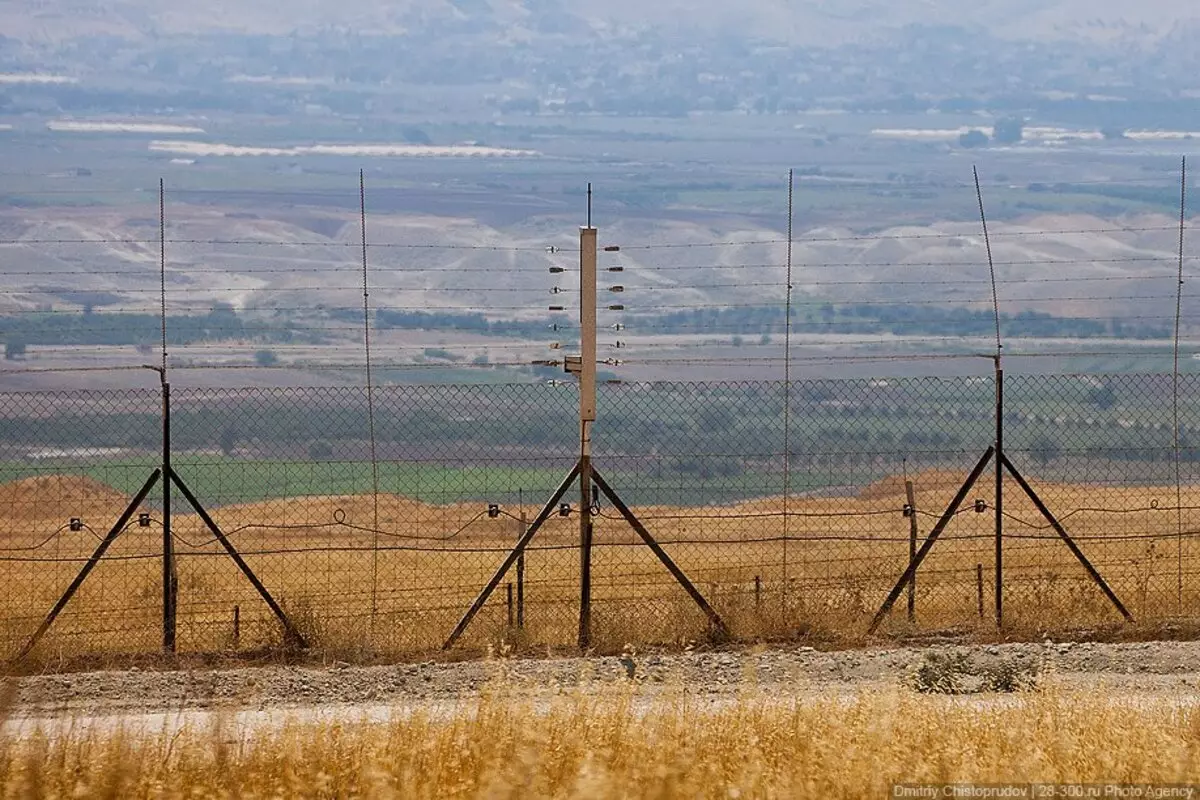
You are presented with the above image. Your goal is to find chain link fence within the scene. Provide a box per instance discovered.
[1,372,1197,664]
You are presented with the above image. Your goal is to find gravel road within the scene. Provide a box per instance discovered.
[7,638,1200,722]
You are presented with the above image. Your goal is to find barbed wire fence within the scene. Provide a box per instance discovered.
[0,169,1196,665]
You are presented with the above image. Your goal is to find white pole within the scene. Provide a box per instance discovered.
[580,226,598,430]
[578,223,597,648]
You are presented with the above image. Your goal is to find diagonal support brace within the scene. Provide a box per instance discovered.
[15,469,162,662]
[170,470,308,648]
[444,462,581,649]
[869,447,995,634]
[591,469,730,639]
[1000,453,1133,622]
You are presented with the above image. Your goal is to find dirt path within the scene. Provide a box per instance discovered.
[6,639,1200,722]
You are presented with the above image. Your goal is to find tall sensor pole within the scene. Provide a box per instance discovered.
[577,197,598,649]
[445,187,729,653]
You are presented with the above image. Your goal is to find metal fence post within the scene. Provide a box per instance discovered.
[905,479,918,623]
[977,564,984,620]
[162,379,177,653]
[517,506,526,629]
[507,583,514,629]
[994,362,1004,629]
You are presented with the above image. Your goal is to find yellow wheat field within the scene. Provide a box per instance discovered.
[3,682,1200,798]
[2,468,1198,664]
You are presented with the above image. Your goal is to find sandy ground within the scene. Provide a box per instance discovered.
[6,639,1200,736]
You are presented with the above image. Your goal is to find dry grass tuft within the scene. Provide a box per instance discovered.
[3,682,1200,798]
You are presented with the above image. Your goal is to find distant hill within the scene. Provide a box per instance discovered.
[0,204,1188,326]
[2,0,1197,45]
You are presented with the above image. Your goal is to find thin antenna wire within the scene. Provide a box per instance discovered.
[159,178,167,376]
[587,183,593,228]
[1175,155,1187,610]
[976,166,1005,628]
[974,166,1002,359]
[360,169,382,625]
[782,169,794,605]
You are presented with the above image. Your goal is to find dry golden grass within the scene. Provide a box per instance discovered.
[3,682,1200,798]
[3,469,1200,663]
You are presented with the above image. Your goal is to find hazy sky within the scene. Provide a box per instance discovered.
[2,0,1198,45]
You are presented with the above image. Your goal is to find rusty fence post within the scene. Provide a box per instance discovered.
[905,479,918,623]
[506,583,514,629]
[517,507,526,629]
[976,564,984,620]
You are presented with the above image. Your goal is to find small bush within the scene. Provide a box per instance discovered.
[981,659,1039,693]
[910,651,1039,694]
[911,651,970,694]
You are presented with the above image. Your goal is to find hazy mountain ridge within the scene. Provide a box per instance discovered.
[2,0,1197,46]
[0,206,1187,326]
